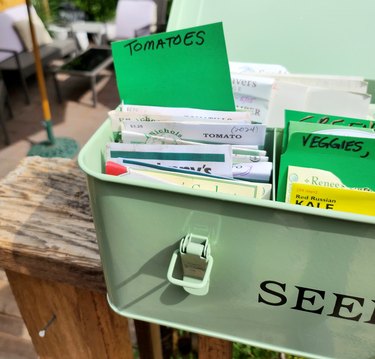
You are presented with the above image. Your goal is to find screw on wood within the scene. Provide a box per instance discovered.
[38,314,56,337]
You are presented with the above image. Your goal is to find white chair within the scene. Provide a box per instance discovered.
[69,21,108,50]
[0,4,77,103]
[106,0,158,41]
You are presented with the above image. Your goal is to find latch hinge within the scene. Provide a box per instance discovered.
[167,233,213,296]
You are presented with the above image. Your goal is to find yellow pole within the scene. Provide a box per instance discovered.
[25,0,55,143]
[0,0,26,12]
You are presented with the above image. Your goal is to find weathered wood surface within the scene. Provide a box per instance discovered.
[0,156,104,291]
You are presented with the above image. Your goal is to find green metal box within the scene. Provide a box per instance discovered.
[79,119,375,359]
[167,0,375,85]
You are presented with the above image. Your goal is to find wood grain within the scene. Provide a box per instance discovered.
[6,270,134,359]
[133,320,163,359]
[198,335,232,359]
[0,157,104,291]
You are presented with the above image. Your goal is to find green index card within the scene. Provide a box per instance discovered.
[111,22,235,111]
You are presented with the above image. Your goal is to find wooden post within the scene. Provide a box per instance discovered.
[198,335,232,359]
[6,270,134,359]
[134,320,163,359]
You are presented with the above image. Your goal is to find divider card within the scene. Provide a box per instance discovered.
[111,23,235,111]
[276,133,375,202]
[282,109,375,151]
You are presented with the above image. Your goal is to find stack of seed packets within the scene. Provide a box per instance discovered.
[105,104,273,200]
[277,110,375,215]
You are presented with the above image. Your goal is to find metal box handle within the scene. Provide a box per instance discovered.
[167,234,213,296]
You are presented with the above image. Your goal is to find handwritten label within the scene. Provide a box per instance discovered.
[111,22,235,111]
[124,31,206,56]
[231,125,260,134]
[286,109,374,128]
[301,134,370,158]
[300,115,375,128]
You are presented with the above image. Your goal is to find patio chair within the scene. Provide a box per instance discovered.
[0,4,78,104]
[105,0,162,42]
[0,75,12,146]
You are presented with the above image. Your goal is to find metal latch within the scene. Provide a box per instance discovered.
[167,233,213,296]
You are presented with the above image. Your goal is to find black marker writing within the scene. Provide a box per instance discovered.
[301,134,370,158]
[299,115,375,129]
[124,30,206,56]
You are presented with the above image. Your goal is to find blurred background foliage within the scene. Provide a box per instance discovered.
[33,0,117,22]
[33,0,173,23]
[67,0,117,21]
